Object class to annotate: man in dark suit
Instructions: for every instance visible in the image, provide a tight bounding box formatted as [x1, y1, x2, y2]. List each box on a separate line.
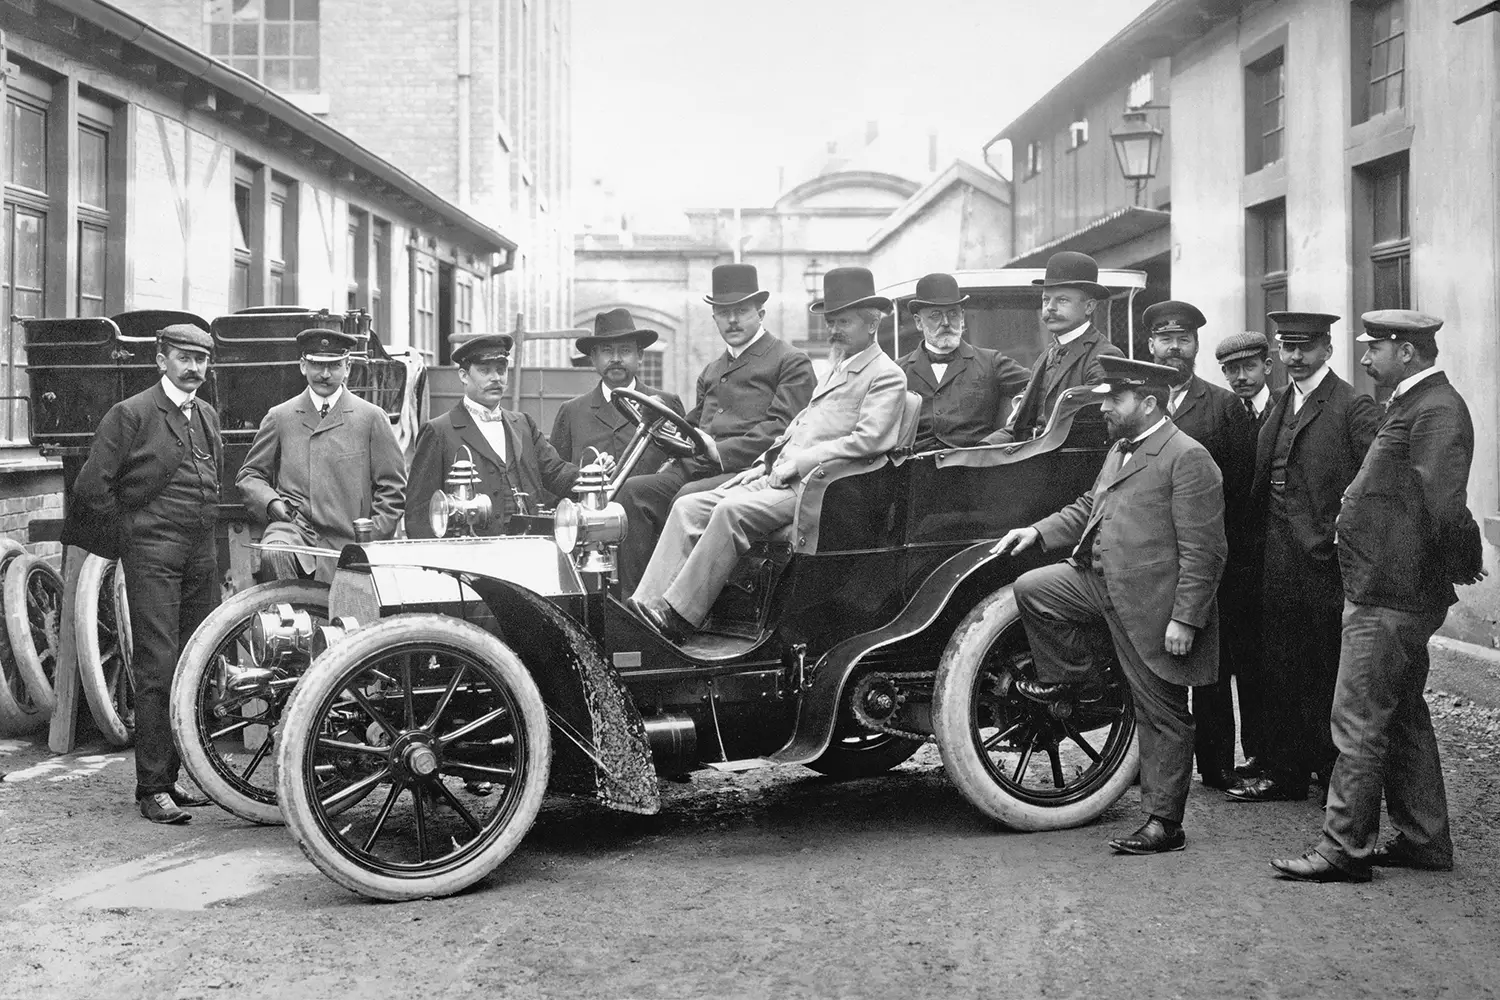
[550, 308, 684, 472]
[238, 329, 407, 581]
[408, 333, 591, 538]
[1274, 310, 1480, 882]
[63, 324, 221, 824]
[1218, 331, 1276, 430]
[1145, 301, 1253, 791]
[988, 251, 1122, 443]
[1229, 312, 1380, 803]
[995, 357, 1227, 855]
[897, 272, 1028, 450]
[615, 264, 816, 593]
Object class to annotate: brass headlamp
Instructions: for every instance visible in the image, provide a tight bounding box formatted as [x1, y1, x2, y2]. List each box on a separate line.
[246, 602, 316, 673]
[430, 445, 492, 538]
[553, 450, 625, 574]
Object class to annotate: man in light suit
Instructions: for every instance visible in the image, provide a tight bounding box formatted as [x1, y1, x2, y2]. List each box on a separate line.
[897, 272, 1029, 450]
[238, 328, 406, 581]
[994, 356, 1227, 855]
[630, 267, 907, 641]
[550, 308, 684, 473]
[407, 333, 588, 538]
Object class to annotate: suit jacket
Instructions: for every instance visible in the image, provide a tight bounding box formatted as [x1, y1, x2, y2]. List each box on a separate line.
[549, 382, 685, 471]
[898, 341, 1029, 450]
[1033, 422, 1227, 686]
[1003, 323, 1121, 439]
[688, 333, 816, 475]
[407, 403, 579, 538]
[237, 388, 407, 549]
[62, 382, 223, 559]
[1171, 375, 1255, 564]
[1251, 371, 1380, 568]
[1338, 372, 1475, 612]
[761, 342, 908, 480]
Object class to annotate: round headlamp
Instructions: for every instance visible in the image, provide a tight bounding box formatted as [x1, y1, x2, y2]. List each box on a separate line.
[553, 498, 626, 554]
[429, 489, 451, 538]
[553, 498, 580, 553]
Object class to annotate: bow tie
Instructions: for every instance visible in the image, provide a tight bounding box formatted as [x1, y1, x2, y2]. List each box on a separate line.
[476, 409, 505, 423]
[1117, 438, 1143, 455]
[926, 349, 960, 365]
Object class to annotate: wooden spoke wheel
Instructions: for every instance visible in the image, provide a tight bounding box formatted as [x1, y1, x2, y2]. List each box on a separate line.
[3, 554, 64, 721]
[0, 539, 45, 735]
[75, 554, 135, 746]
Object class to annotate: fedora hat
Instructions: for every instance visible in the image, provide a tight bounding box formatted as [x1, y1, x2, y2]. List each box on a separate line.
[575, 307, 659, 355]
[704, 263, 770, 308]
[906, 273, 970, 314]
[451, 333, 514, 368]
[809, 266, 892, 315]
[1032, 251, 1111, 300]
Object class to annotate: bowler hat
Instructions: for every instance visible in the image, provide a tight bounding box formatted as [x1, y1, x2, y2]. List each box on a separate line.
[907, 273, 970, 313]
[158, 322, 212, 355]
[1032, 251, 1111, 300]
[1143, 300, 1207, 335]
[1090, 355, 1185, 395]
[297, 328, 356, 362]
[575, 308, 659, 355]
[452, 333, 514, 368]
[809, 267, 892, 315]
[1216, 331, 1270, 365]
[1356, 309, 1443, 343]
[1269, 311, 1340, 345]
[704, 264, 770, 308]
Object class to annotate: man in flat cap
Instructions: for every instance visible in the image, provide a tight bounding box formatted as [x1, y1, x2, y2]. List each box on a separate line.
[1217, 331, 1276, 430]
[897, 273, 1028, 450]
[615, 263, 816, 594]
[238, 328, 406, 580]
[630, 267, 906, 641]
[1144, 300, 1254, 791]
[408, 333, 594, 537]
[550, 308, 685, 474]
[1229, 312, 1380, 804]
[64, 323, 222, 823]
[989, 251, 1122, 443]
[1274, 311, 1482, 883]
[995, 356, 1226, 855]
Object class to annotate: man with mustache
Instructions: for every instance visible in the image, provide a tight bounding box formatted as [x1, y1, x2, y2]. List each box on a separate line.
[1143, 301, 1253, 791]
[1217, 331, 1276, 430]
[897, 272, 1028, 450]
[64, 323, 222, 824]
[994, 356, 1226, 855]
[550, 308, 684, 476]
[238, 328, 406, 580]
[1228, 312, 1380, 804]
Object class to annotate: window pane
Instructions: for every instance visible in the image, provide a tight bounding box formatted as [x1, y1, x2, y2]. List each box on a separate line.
[295, 0, 318, 20]
[231, 58, 259, 75]
[232, 259, 251, 311]
[1263, 130, 1281, 167]
[233, 0, 263, 20]
[270, 269, 284, 305]
[1373, 166, 1407, 242]
[232, 22, 259, 55]
[292, 59, 319, 92]
[1370, 40, 1388, 80]
[1264, 208, 1287, 272]
[264, 23, 290, 54]
[265, 0, 291, 19]
[78, 222, 107, 317]
[268, 197, 285, 261]
[264, 59, 291, 90]
[1373, 256, 1410, 310]
[11, 208, 46, 321]
[8, 102, 47, 191]
[77, 127, 108, 208]
[293, 22, 318, 54]
[234, 183, 252, 251]
[210, 23, 231, 54]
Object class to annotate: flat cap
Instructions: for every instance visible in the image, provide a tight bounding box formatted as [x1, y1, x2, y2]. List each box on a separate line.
[1143, 300, 1207, 334]
[1356, 309, 1443, 343]
[297, 328, 357, 361]
[1090, 356, 1185, 395]
[452, 333, 514, 368]
[1216, 331, 1270, 364]
[1268, 311, 1340, 344]
[157, 322, 213, 354]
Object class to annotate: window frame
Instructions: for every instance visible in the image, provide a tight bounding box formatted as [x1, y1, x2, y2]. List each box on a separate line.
[206, 0, 322, 95]
[1245, 197, 1290, 390]
[1352, 0, 1405, 124]
[1244, 47, 1286, 174]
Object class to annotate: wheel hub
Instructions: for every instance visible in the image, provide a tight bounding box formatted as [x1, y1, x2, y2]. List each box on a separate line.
[389, 732, 440, 782]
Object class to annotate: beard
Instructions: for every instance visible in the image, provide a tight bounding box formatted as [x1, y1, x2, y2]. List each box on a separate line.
[826, 343, 848, 370]
[923, 330, 961, 354]
[1156, 352, 1195, 376]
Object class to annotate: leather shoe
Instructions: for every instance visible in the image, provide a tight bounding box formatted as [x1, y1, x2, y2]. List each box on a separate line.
[1233, 757, 1266, 779]
[139, 793, 191, 825]
[630, 598, 692, 643]
[169, 782, 211, 807]
[1370, 837, 1453, 871]
[1200, 769, 1237, 791]
[1109, 816, 1185, 855]
[1271, 849, 1371, 883]
[1224, 776, 1307, 802]
[1014, 678, 1105, 704]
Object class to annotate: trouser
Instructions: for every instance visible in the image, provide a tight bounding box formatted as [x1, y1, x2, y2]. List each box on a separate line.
[615, 463, 733, 594]
[1317, 601, 1453, 870]
[1191, 675, 1235, 776]
[121, 512, 219, 800]
[1220, 565, 1268, 761]
[1014, 561, 1194, 824]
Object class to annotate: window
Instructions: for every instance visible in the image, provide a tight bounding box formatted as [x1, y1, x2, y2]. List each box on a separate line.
[1024, 140, 1041, 179]
[231, 164, 253, 309]
[412, 252, 438, 362]
[1068, 119, 1089, 150]
[454, 271, 475, 341]
[1353, 1, 1405, 123]
[76, 118, 111, 318]
[1126, 71, 1154, 110]
[372, 219, 391, 336]
[806, 308, 825, 343]
[346, 207, 368, 311]
[206, 0, 321, 94]
[1246, 198, 1288, 387]
[1244, 48, 1285, 173]
[3, 68, 53, 444]
[639, 348, 664, 390]
[268, 177, 296, 304]
[1356, 154, 1411, 314]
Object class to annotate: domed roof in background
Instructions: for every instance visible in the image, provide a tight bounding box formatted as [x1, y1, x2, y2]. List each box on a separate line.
[777, 120, 954, 202]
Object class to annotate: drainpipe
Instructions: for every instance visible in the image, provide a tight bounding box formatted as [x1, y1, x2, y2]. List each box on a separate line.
[457, 0, 472, 208]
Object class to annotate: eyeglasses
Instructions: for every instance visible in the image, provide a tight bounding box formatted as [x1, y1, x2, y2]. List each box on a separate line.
[917, 307, 964, 325]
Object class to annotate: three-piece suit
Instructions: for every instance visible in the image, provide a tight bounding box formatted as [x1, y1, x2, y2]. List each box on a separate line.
[549, 382, 685, 472]
[996, 323, 1121, 441]
[897, 341, 1029, 450]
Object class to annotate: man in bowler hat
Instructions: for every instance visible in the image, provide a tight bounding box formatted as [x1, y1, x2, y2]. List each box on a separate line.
[408, 333, 593, 537]
[614, 263, 816, 594]
[550, 308, 685, 473]
[994, 356, 1227, 855]
[1229, 312, 1380, 803]
[238, 328, 407, 580]
[897, 273, 1028, 450]
[1274, 311, 1481, 882]
[63, 323, 222, 823]
[988, 251, 1122, 442]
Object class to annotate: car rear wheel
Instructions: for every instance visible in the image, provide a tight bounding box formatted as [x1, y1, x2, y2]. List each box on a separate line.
[170, 581, 330, 825]
[933, 586, 1138, 831]
[276, 615, 551, 901]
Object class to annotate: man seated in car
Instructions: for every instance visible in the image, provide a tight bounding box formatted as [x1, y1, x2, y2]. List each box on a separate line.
[629, 267, 907, 642]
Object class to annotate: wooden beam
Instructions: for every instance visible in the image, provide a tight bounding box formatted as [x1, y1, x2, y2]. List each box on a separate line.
[186, 82, 217, 112]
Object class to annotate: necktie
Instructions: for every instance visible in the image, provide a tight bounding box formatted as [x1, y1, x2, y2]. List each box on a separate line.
[1244, 397, 1256, 418]
[478, 409, 505, 422]
[1118, 437, 1142, 456]
[926, 348, 960, 365]
[180, 400, 194, 419]
[319, 402, 330, 420]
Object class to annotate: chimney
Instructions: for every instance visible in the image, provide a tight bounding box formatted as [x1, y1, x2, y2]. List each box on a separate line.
[928, 132, 938, 172]
[865, 120, 879, 146]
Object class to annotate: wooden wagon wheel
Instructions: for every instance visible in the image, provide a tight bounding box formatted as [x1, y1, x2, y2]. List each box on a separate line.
[0, 540, 46, 735]
[3, 553, 64, 719]
[75, 553, 135, 747]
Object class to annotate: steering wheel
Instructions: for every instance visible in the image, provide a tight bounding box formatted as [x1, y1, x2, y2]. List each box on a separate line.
[610, 386, 717, 465]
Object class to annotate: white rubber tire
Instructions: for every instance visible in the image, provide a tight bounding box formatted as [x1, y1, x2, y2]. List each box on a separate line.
[75, 554, 134, 746]
[277, 615, 552, 901]
[170, 580, 330, 825]
[4, 554, 64, 717]
[932, 585, 1139, 831]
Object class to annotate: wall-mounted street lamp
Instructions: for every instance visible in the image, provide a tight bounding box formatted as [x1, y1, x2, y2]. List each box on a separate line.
[1109, 110, 1164, 207]
[802, 257, 825, 298]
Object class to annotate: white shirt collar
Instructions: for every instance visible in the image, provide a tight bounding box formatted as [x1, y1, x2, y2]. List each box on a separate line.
[1055, 320, 1091, 347]
[307, 385, 344, 411]
[1132, 416, 1168, 444]
[1291, 363, 1331, 397]
[1391, 366, 1443, 400]
[1250, 384, 1272, 416]
[725, 327, 767, 359]
[160, 376, 196, 408]
[599, 378, 638, 402]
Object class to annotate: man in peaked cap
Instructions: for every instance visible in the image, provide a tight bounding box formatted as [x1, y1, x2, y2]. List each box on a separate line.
[408, 332, 595, 537]
[549, 308, 685, 475]
[1274, 310, 1482, 883]
[614, 263, 816, 594]
[994, 356, 1227, 855]
[897, 273, 1029, 450]
[63, 322, 222, 823]
[238, 327, 406, 580]
[989, 251, 1123, 443]
[1143, 299, 1254, 791]
[1229, 312, 1380, 804]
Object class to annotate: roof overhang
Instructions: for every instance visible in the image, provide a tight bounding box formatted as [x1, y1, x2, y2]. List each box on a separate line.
[1006, 206, 1170, 267]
